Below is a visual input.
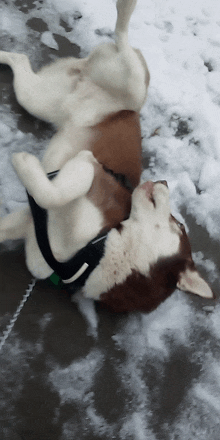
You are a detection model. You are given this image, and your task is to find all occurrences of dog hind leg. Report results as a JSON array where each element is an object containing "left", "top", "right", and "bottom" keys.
[
  {"left": 115, "top": 0, "right": 137, "bottom": 48},
  {"left": 0, "top": 51, "right": 85, "bottom": 124},
  {"left": 113, "top": 0, "right": 149, "bottom": 110},
  {"left": 0, "top": 51, "right": 48, "bottom": 120}
]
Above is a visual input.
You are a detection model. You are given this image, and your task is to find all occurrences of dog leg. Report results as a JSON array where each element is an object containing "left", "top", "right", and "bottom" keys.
[
  {"left": 0, "top": 51, "right": 86, "bottom": 124},
  {"left": 41, "top": 124, "right": 93, "bottom": 171},
  {"left": 115, "top": 0, "right": 137, "bottom": 47},
  {"left": 0, "top": 51, "right": 45, "bottom": 118},
  {"left": 12, "top": 151, "right": 97, "bottom": 209},
  {"left": 0, "top": 208, "right": 29, "bottom": 242},
  {"left": 87, "top": 0, "right": 148, "bottom": 111}
]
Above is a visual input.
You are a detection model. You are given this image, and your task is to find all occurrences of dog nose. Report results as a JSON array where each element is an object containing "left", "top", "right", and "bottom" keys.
[{"left": 156, "top": 180, "right": 168, "bottom": 187}]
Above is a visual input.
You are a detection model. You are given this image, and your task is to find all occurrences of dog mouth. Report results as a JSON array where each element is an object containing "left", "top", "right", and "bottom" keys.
[{"left": 141, "top": 180, "right": 168, "bottom": 205}]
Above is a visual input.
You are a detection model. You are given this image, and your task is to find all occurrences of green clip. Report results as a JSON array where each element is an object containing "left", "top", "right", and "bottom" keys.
[{"left": 50, "top": 273, "right": 61, "bottom": 286}]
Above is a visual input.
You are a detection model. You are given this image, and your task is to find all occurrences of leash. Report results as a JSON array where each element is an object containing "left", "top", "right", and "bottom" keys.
[
  {"left": 0, "top": 164, "right": 133, "bottom": 351},
  {"left": 0, "top": 278, "right": 37, "bottom": 352}
]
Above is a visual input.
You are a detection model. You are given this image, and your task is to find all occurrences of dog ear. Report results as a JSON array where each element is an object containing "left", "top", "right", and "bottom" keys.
[{"left": 177, "top": 267, "right": 213, "bottom": 298}]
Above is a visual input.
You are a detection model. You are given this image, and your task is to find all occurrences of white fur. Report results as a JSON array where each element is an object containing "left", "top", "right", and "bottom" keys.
[
  {"left": 84, "top": 183, "right": 181, "bottom": 299},
  {"left": 0, "top": 1, "right": 213, "bottom": 303},
  {"left": 0, "top": 0, "right": 149, "bottom": 279}
]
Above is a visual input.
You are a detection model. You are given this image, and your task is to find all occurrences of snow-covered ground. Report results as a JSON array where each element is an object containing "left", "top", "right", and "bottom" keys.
[{"left": 0, "top": 0, "right": 220, "bottom": 438}]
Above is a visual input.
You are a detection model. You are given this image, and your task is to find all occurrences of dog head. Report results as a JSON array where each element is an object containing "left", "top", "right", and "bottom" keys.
[{"left": 84, "top": 180, "right": 213, "bottom": 312}]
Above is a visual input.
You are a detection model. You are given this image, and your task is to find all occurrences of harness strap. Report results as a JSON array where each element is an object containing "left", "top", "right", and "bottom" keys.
[
  {"left": 27, "top": 166, "right": 133, "bottom": 288},
  {"left": 27, "top": 170, "right": 107, "bottom": 286}
]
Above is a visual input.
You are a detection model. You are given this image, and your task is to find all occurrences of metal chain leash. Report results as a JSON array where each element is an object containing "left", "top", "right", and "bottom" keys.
[{"left": 0, "top": 278, "right": 37, "bottom": 352}]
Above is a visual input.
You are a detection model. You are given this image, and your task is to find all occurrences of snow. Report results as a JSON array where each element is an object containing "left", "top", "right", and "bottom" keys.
[
  {"left": 113, "top": 293, "right": 194, "bottom": 356},
  {"left": 49, "top": 349, "right": 104, "bottom": 404},
  {"left": 0, "top": 0, "right": 220, "bottom": 438},
  {"left": 119, "top": 412, "right": 156, "bottom": 440},
  {"left": 41, "top": 31, "right": 59, "bottom": 50},
  {"left": 0, "top": 6, "right": 27, "bottom": 42}
]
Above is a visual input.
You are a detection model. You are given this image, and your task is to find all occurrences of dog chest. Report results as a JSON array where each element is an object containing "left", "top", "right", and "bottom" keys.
[{"left": 46, "top": 197, "right": 104, "bottom": 262}]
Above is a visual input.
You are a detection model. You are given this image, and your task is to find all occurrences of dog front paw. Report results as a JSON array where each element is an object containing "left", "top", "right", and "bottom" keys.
[
  {"left": 77, "top": 150, "right": 98, "bottom": 164},
  {"left": 0, "top": 51, "right": 27, "bottom": 67},
  {"left": 12, "top": 152, "right": 42, "bottom": 190},
  {"left": 0, "top": 50, "right": 10, "bottom": 65},
  {"left": 12, "top": 152, "right": 39, "bottom": 173}
]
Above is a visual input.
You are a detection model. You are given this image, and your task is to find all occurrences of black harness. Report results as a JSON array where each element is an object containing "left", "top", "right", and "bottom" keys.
[
  {"left": 27, "top": 169, "right": 133, "bottom": 291},
  {"left": 27, "top": 170, "right": 108, "bottom": 290}
]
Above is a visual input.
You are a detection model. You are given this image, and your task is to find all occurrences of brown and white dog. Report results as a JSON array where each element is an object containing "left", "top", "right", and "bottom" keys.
[{"left": 0, "top": 0, "right": 213, "bottom": 312}]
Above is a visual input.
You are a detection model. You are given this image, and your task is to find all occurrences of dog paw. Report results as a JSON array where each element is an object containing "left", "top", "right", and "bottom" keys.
[
  {"left": 0, "top": 50, "right": 10, "bottom": 65},
  {"left": 12, "top": 152, "right": 41, "bottom": 187},
  {"left": 0, "top": 50, "right": 15, "bottom": 65},
  {"left": 0, "top": 51, "right": 27, "bottom": 67},
  {"left": 77, "top": 150, "right": 98, "bottom": 164},
  {"left": 12, "top": 152, "right": 39, "bottom": 172}
]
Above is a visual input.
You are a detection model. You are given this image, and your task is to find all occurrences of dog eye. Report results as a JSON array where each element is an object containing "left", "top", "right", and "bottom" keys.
[
  {"left": 170, "top": 215, "right": 185, "bottom": 231},
  {"left": 176, "top": 220, "right": 184, "bottom": 230}
]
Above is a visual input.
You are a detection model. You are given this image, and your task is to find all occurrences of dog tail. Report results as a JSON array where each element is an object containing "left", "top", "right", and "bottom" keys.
[{"left": 115, "top": 0, "right": 137, "bottom": 50}]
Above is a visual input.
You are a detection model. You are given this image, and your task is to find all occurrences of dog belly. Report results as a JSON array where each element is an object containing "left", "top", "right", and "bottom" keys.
[
  {"left": 41, "top": 125, "right": 94, "bottom": 173},
  {"left": 63, "top": 79, "right": 124, "bottom": 127}
]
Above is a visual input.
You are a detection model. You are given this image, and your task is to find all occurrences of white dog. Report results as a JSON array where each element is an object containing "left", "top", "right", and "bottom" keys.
[{"left": 0, "top": 0, "right": 213, "bottom": 312}]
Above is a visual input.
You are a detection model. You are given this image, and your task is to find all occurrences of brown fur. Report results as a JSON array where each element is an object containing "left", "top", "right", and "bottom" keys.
[
  {"left": 92, "top": 110, "right": 142, "bottom": 188},
  {"left": 88, "top": 110, "right": 142, "bottom": 232},
  {"left": 88, "top": 166, "right": 131, "bottom": 231},
  {"left": 99, "top": 218, "right": 198, "bottom": 313}
]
